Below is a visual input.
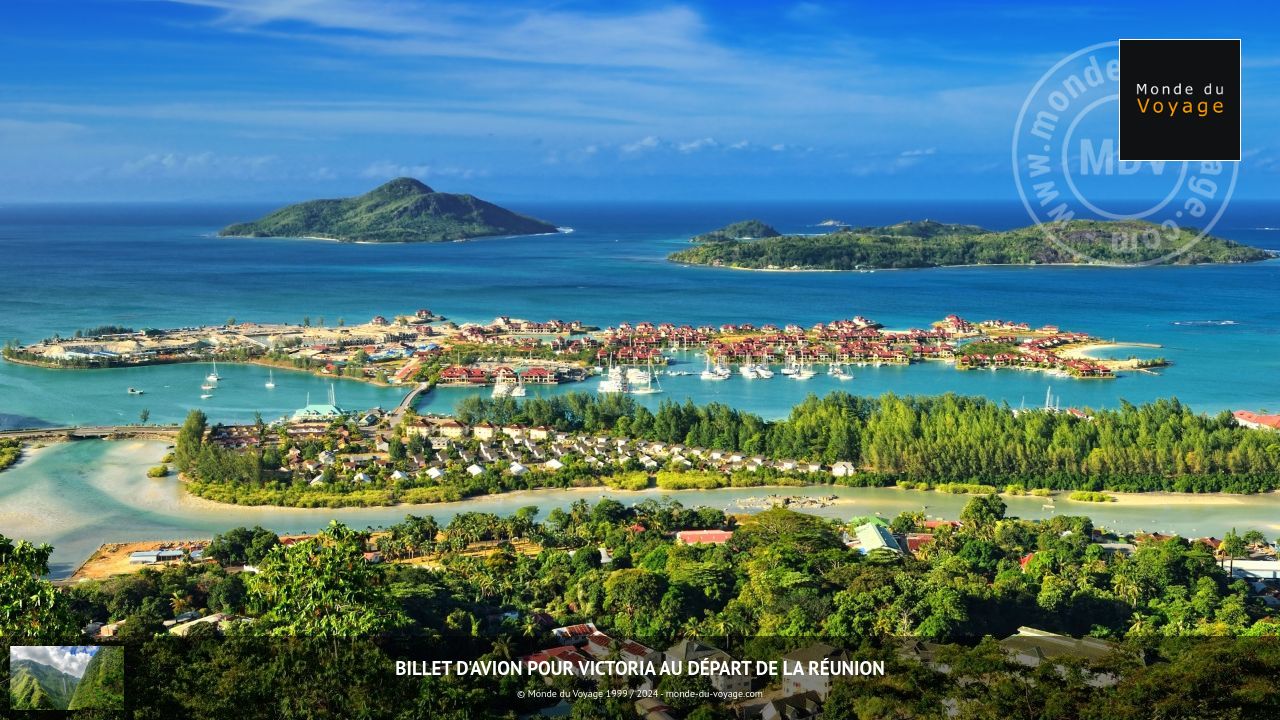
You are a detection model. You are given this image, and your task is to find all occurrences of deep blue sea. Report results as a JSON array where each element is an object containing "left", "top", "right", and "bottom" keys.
[{"left": 1, "top": 200, "right": 1278, "bottom": 426}]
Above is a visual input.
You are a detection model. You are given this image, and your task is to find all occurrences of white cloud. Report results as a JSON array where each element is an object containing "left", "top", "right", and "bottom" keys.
[
  {"left": 899, "top": 147, "right": 936, "bottom": 157},
  {"left": 309, "top": 166, "right": 338, "bottom": 180},
  {"left": 11, "top": 646, "right": 98, "bottom": 679},
  {"left": 0, "top": 118, "right": 86, "bottom": 142},
  {"left": 165, "top": 1, "right": 722, "bottom": 73},
  {"left": 770, "top": 144, "right": 787, "bottom": 152},
  {"left": 728, "top": 140, "right": 750, "bottom": 150},
  {"left": 359, "top": 161, "right": 484, "bottom": 181},
  {"left": 117, "top": 151, "right": 276, "bottom": 178},
  {"left": 620, "top": 136, "right": 661, "bottom": 155},
  {"left": 677, "top": 137, "right": 718, "bottom": 154}
]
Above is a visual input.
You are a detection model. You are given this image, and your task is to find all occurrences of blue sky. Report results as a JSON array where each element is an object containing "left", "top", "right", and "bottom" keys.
[{"left": 1, "top": 0, "right": 1277, "bottom": 202}]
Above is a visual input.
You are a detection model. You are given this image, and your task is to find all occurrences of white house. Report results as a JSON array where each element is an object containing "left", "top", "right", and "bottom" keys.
[{"left": 780, "top": 643, "right": 849, "bottom": 700}]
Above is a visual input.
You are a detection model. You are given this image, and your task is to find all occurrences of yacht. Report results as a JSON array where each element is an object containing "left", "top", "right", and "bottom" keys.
[
  {"left": 509, "top": 372, "right": 527, "bottom": 397},
  {"left": 789, "top": 362, "right": 816, "bottom": 380},
  {"left": 200, "top": 393, "right": 213, "bottom": 400},
  {"left": 597, "top": 366, "right": 629, "bottom": 393},
  {"left": 830, "top": 364, "right": 854, "bottom": 381},
  {"left": 127, "top": 387, "right": 144, "bottom": 395},
  {"left": 200, "top": 382, "right": 216, "bottom": 391},
  {"left": 265, "top": 369, "right": 276, "bottom": 389},
  {"left": 629, "top": 359, "right": 663, "bottom": 395},
  {"left": 205, "top": 360, "right": 221, "bottom": 383},
  {"left": 699, "top": 356, "right": 730, "bottom": 381},
  {"left": 755, "top": 364, "right": 775, "bottom": 379},
  {"left": 492, "top": 379, "right": 514, "bottom": 398},
  {"left": 625, "top": 366, "right": 652, "bottom": 384}
]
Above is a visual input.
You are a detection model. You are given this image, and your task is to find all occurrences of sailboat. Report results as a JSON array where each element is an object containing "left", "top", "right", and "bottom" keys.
[
  {"left": 509, "top": 371, "right": 527, "bottom": 397},
  {"left": 700, "top": 355, "right": 729, "bottom": 381},
  {"left": 206, "top": 359, "right": 221, "bottom": 383},
  {"left": 629, "top": 358, "right": 663, "bottom": 395},
  {"left": 265, "top": 369, "right": 276, "bottom": 389},
  {"left": 789, "top": 361, "right": 816, "bottom": 380},
  {"left": 829, "top": 363, "right": 853, "bottom": 381}
]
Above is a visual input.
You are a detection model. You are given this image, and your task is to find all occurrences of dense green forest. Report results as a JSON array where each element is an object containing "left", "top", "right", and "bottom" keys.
[
  {"left": 453, "top": 391, "right": 1280, "bottom": 492},
  {"left": 174, "top": 392, "right": 1280, "bottom": 507},
  {"left": 669, "top": 219, "right": 1273, "bottom": 269},
  {"left": 219, "top": 177, "right": 557, "bottom": 243},
  {"left": 2, "top": 495, "right": 1278, "bottom": 718}
]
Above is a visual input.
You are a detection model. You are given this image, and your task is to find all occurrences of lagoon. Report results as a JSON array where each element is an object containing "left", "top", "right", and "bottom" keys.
[{"left": 6, "top": 440, "right": 1280, "bottom": 578}]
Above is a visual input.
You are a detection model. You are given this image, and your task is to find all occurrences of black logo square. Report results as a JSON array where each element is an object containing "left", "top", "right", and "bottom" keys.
[{"left": 1119, "top": 39, "right": 1240, "bottom": 161}]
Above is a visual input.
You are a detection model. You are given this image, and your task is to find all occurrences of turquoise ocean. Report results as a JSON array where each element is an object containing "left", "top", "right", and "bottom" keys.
[{"left": 2, "top": 200, "right": 1278, "bottom": 573}]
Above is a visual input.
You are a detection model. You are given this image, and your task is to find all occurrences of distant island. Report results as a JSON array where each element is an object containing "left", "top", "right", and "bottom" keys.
[
  {"left": 669, "top": 219, "right": 1274, "bottom": 269},
  {"left": 690, "top": 219, "right": 781, "bottom": 242},
  {"left": 219, "top": 177, "right": 558, "bottom": 243}
]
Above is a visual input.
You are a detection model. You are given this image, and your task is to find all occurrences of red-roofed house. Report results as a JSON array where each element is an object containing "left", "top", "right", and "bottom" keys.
[
  {"left": 905, "top": 533, "right": 934, "bottom": 555},
  {"left": 1234, "top": 410, "right": 1280, "bottom": 431},
  {"left": 923, "top": 520, "right": 962, "bottom": 530},
  {"left": 522, "top": 645, "right": 593, "bottom": 677},
  {"left": 675, "top": 530, "right": 733, "bottom": 545},
  {"left": 552, "top": 622, "right": 598, "bottom": 645}
]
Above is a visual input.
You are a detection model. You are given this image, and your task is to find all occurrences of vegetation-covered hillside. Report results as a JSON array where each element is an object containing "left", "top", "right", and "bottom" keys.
[
  {"left": 670, "top": 219, "right": 1273, "bottom": 269},
  {"left": 9, "top": 659, "right": 78, "bottom": 709},
  {"left": 219, "top": 177, "right": 558, "bottom": 243}
]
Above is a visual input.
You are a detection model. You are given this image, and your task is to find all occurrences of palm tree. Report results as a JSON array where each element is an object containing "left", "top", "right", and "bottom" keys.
[
  {"left": 490, "top": 635, "right": 514, "bottom": 660},
  {"left": 170, "top": 592, "right": 192, "bottom": 616}
]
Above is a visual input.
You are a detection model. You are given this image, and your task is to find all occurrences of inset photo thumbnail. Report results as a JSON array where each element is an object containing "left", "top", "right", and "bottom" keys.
[{"left": 9, "top": 645, "right": 124, "bottom": 711}]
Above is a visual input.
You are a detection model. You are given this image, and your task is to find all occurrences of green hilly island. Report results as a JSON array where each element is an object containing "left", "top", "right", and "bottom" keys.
[
  {"left": 219, "top": 177, "right": 558, "bottom": 243},
  {"left": 690, "top": 219, "right": 780, "bottom": 242},
  {"left": 669, "top": 219, "right": 1274, "bottom": 269}
]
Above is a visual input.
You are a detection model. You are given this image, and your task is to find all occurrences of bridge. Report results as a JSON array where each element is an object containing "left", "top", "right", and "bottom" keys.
[
  {"left": 0, "top": 425, "right": 180, "bottom": 442},
  {"left": 390, "top": 382, "right": 431, "bottom": 419}
]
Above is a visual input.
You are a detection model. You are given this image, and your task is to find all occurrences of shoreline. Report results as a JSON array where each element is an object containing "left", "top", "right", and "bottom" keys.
[
  {"left": 178, "top": 475, "right": 1280, "bottom": 511},
  {"left": 1058, "top": 341, "right": 1166, "bottom": 371},
  {"left": 675, "top": 253, "right": 1280, "bottom": 273}
]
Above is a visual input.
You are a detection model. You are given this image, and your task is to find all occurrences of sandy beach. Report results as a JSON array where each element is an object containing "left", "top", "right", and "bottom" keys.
[{"left": 1059, "top": 342, "right": 1164, "bottom": 370}]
